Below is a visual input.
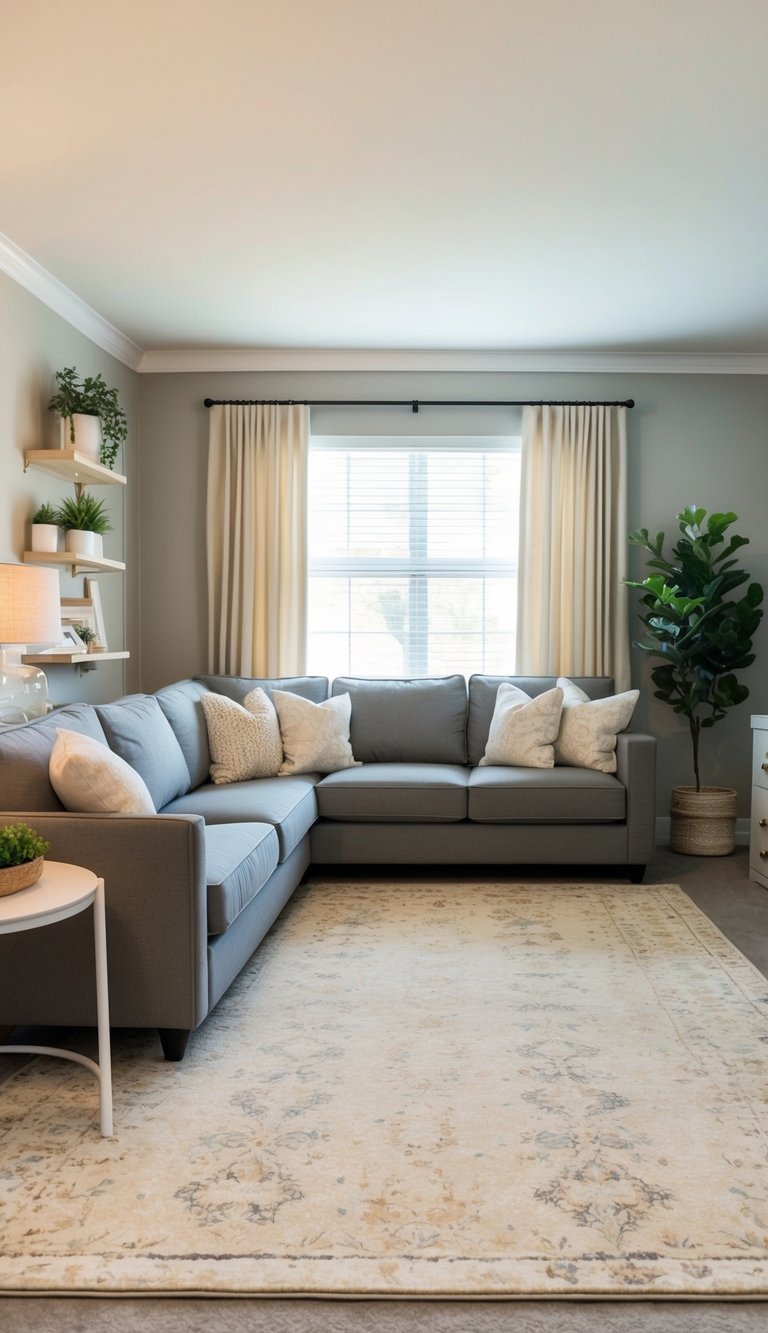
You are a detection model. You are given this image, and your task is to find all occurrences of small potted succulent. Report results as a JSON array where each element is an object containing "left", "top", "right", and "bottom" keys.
[
  {"left": 0, "top": 822, "right": 50, "bottom": 896},
  {"left": 49, "top": 366, "right": 128, "bottom": 471},
  {"left": 55, "top": 492, "right": 112, "bottom": 559},
  {"left": 30, "top": 502, "right": 60, "bottom": 553}
]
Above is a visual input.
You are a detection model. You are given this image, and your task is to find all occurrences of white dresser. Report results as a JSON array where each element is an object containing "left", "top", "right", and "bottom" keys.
[{"left": 750, "top": 715, "right": 768, "bottom": 889}]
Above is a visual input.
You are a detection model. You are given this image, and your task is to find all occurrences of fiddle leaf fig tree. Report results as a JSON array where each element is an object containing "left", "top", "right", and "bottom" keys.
[{"left": 626, "top": 506, "right": 763, "bottom": 791}]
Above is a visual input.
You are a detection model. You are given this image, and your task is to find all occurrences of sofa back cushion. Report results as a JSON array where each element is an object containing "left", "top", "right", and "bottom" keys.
[
  {"left": 196, "top": 675, "right": 329, "bottom": 706},
  {"left": 154, "top": 679, "right": 213, "bottom": 790},
  {"left": 96, "top": 695, "right": 191, "bottom": 809},
  {"left": 0, "top": 703, "right": 107, "bottom": 811},
  {"left": 467, "top": 675, "right": 615, "bottom": 767},
  {"left": 331, "top": 675, "right": 468, "bottom": 764}
]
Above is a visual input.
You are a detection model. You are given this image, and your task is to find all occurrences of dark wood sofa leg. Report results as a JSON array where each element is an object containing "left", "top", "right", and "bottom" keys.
[
  {"left": 158, "top": 1028, "right": 191, "bottom": 1062},
  {"left": 628, "top": 865, "right": 646, "bottom": 884}
]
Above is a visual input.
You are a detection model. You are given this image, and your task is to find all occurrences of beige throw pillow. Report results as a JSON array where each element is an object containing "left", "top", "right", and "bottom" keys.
[
  {"left": 479, "top": 684, "right": 564, "bottom": 768},
  {"left": 49, "top": 727, "right": 156, "bottom": 814},
  {"left": 554, "top": 678, "right": 639, "bottom": 773},
  {"left": 273, "top": 690, "right": 360, "bottom": 776},
  {"left": 201, "top": 688, "right": 283, "bottom": 784}
]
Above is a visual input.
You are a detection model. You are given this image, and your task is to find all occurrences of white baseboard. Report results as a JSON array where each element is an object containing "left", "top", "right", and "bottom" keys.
[{"left": 656, "top": 816, "right": 750, "bottom": 847}]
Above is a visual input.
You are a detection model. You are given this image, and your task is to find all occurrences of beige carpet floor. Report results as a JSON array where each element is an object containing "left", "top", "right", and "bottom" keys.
[{"left": 2, "top": 866, "right": 768, "bottom": 1308}]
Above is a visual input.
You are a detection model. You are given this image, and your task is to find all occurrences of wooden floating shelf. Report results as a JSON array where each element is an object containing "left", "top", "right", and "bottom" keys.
[
  {"left": 23, "top": 551, "right": 126, "bottom": 575},
  {"left": 21, "top": 651, "right": 130, "bottom": 666},
  {"left": 24, "top": 449, "right": 126, "bottom": 487}
]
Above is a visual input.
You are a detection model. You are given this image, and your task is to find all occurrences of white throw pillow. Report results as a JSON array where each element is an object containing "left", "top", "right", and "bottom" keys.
[
  {"left": 479, "top": 684, "right": 564, "bottom": 768},
  {"left": 554, "top": 678, "right": 639, "bottom": 773},
  {"left": 49, "top": 728, "right": 156, "bottom": 814},
  {"left": 273, "top": 690, "right": 360, "bottom": 776},
  {"left": 201, "top": 688, "right": 283, "bottom": 784}
]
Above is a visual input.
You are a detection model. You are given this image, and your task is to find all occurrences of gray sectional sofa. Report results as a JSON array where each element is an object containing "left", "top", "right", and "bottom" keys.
[{"left": 0, "top": 673, "right": 655, "bottom": 1060}]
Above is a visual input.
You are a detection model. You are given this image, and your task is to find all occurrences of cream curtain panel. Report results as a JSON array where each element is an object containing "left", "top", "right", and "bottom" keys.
[
  {"left": 515, "top": 403, "right": 630, "bottom": 691},
  {"left": 207, "top": 402, "right": 310, "bottom": 676}
]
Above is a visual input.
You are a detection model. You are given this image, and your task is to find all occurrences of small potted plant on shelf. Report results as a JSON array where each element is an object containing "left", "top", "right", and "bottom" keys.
[
  {"left": 48, "top": 366, "right": 128, "bottom": 471},
  {"left": 0, "top": 822, "right": 50, "bottom": 897},
  {"left": 72, "top": 623, "right": 98, "bottom": 653},
  {"left": 626, "top": 505, "right": 763, "bottom": 855},
  {"left": 54, "top": 492, "right": 112, "bottom": 559},
  {"left": 30, "top": 502, "right": 60, "bottom": 553}
]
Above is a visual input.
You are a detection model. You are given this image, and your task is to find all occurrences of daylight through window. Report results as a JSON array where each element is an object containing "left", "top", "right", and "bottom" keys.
[{"left": 307, "top": 436, "right": 521, "bottom": 678}]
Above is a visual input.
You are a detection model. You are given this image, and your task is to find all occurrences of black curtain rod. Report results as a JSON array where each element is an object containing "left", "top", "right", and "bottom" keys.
[{"left": 203, "top": 397, "right": 634, "bottom": 413}]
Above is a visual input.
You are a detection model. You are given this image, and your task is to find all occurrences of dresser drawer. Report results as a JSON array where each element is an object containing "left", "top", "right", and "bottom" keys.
[
  {"left": 750, "top": 786, "right": 768, "bottom": 875},
  {"left": 753, "top": 729, "right": 768, "bottom": 791}
]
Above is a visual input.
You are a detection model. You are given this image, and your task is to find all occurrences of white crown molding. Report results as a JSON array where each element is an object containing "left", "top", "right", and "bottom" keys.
[
  {"left": 2, "top": 232, "right": 767, "bottom": 378},
  {"left": 138, "top": 347, "right": 768, "bottom": 375},
  {"left": 0, "top": 231, "right": 144, "bottom": 371}
]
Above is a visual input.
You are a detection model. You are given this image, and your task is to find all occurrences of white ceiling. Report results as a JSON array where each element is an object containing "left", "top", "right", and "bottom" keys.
[{"left": 3, "top": 0, "right": 768, "bottom": 365}]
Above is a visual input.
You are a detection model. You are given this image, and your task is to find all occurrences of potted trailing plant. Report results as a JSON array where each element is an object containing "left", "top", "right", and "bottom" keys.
[
  {"left": 55, "top": 492, "right": 112, "bottom": 559},
  {"left": 48, "top": 366, "right": 128, "bottom": 471},
  {"left": 626, "top": 505, "right": 763, "bottom": 855},
  {"left": 30, "top": 502, "right": 60, "bottom": 553},
  {"left": 0, "top": 822, "right": 50, "bottom": 896}
]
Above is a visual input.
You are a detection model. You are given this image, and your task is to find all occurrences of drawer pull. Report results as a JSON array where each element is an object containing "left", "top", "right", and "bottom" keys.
[
  {"left": 762, "top": 851, "right": 768, "bottom": 860},
  {"left": 761, "top": 819, "right": 768, "bottom": 828},
  {"left": 763, "top": 764, "right": 768, "bottom": 772}
]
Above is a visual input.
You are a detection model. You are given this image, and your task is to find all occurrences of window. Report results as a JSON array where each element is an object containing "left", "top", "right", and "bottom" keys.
[{"left": 307, "top": 436, "right": 520, "bottom": 678}]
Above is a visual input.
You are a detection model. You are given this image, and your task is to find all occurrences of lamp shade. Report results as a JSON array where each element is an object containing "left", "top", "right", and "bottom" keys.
[{"left": 0, "top": 564, "right": 61, "bottom": 645}]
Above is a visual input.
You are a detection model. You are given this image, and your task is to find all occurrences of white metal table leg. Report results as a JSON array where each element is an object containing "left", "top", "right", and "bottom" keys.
[{"left": 93, "top": 878, "right": 113, "bottom": 1137}]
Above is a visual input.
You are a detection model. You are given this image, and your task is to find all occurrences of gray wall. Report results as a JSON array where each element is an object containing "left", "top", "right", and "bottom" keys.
[
  {"left": 0, "top": 271, "right": 140, "bottom": 702},
  {"left": 139, "top": 369, "right": 768, "bottom": 820},
  {"left": 2, "top": 264, "right": 765, "bottom": 822}
]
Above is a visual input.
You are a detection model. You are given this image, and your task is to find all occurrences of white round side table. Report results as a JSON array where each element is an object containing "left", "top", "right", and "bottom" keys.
[{"left": 0, "top": 860, "right": 113, "bottom": 1136}]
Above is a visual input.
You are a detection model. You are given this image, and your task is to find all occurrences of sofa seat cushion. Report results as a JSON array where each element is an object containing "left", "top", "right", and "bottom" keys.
[
  {"left": 162, "top": 776, "right": 318, "bottom": 862},
  {"left": 317, "top": 763, "right": 469, "bottom": 822},
  {"left": 468, "top": 765, "right": 625, "bottom": 823},
  {"left": 204, "top": 822, "right": 279, "bottom": 936}
]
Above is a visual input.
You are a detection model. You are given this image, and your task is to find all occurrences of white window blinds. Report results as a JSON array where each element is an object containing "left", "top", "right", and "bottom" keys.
[{"left": 307, "top": 436, "right": 520, "bottom": 678}]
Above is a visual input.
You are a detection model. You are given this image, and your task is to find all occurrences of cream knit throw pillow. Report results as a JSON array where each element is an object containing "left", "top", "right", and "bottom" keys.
[{"left": 201, "top": 687, "right": 283, "bottom": 784}]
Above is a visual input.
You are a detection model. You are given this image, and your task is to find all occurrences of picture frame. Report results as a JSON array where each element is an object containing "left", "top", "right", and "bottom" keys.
[
  {"left": 85, "top": 579, "right": 108, "bottom": 651},
  {"left": 60, "top": 624, "right": 87, "bottom": 651},
  {"left": 61, "top": 590, "right": 107, "bottom": 651}
]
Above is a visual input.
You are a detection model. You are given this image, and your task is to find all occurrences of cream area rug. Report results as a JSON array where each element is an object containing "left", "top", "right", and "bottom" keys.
[{"left": 2, "top": 881, "right": 768, "bottom": 1300}]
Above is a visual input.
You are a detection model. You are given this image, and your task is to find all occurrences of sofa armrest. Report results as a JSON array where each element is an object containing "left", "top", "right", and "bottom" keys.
[
  {"left": 615, "top": 732, "right": 657, "bottom": 864},
  {"left": 0, "top": 811, "right": 209, "bottom": 1032}
]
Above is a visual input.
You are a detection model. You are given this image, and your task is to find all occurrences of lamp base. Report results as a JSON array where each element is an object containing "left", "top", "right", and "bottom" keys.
[{"left": 0, "top": 652, "right": 49, "bottom": 724}]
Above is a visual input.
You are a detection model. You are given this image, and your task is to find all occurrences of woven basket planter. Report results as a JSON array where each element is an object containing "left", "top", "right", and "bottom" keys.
[
  {"left": 0, "top": 855, "right": 44, "bottom": 897},
  {"left": 669, "top": 786, "right": 737, "bottom": 856}
]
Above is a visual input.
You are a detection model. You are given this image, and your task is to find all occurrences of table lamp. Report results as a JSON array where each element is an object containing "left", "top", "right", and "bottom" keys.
[{"left": 0, "top": 563, "right": 62, "bottom": 723}]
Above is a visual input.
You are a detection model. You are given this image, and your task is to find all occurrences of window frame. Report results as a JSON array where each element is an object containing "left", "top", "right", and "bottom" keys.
[{"left": 307, "top": 434, "right": 521, "bottom": 677}]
